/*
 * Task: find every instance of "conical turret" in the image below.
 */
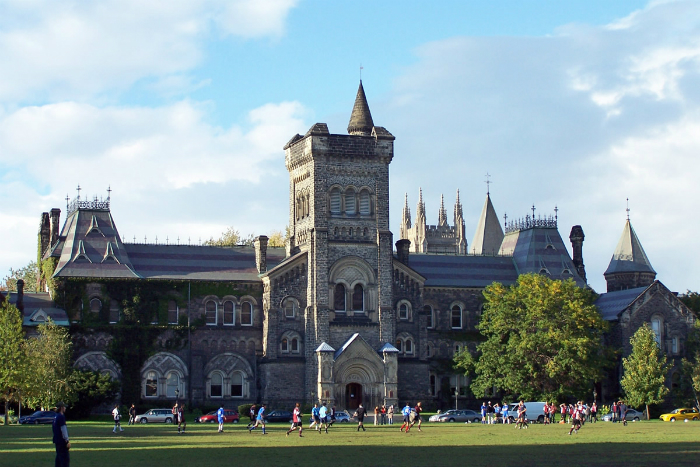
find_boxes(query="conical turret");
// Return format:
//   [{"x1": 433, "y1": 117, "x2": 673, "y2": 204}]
[
  {"x1": 604, "y1": 219, "x2": 656, "y2": 292},
  {"x1": 347, "y1": 81, "x2": 374, "y2": 136},
  {"x1": 471, "y1": 193, "x2": 504, "y2": 255}
]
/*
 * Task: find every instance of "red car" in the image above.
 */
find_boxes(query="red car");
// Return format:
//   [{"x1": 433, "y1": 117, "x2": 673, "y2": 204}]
[{"x1": 195, "y1": 409, "x2": 239, "y2": 424}]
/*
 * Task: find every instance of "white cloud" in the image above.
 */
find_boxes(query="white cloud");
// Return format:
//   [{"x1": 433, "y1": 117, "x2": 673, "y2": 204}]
[
  {"x1": 384, "y1": 0, "x2": 700, "y2": 293},
  {"x1": 0, "y1": 0, "x2": 298, "y2": 102}
]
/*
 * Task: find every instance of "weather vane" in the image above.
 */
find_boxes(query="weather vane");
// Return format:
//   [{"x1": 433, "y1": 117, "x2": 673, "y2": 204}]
[
  {"x1": 485, "y1": 173, "x2": 491, "y2": 195},
  {"x1": 626, "y1": 198, "x2": 630, "y2": 220},
  {"x1": 360, "y1": 64, "x2": 363, "y2": 81}
]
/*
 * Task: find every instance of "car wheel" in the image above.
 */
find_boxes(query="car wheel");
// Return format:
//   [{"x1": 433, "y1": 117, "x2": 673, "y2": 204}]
[
  {"x1": 670, "y1": 417, "x2": 676, "y2": 422},
  {"x1": 140, "y1": 419, "x2": 148, "y2": 424},
  {"x1": 537, "y1": 415, "x2": 544, "y2": 423},
  {"x1": 633, "y1": 417, "x2": 640, "y2": 422},
  {"x1": 474, "y1": 418, "x2": 481, "y2": 423},
  {"x1": 208, "y1": 420, "x2": 215, "y2": 423},
  {"x1": 165, "y1": 417, "x2": 172, "y2": 424},
  {"x1": 693, "y1": 417, "x2": 698, "y2": 421},
  {"x1": 448, "y1": 418, "x2": 455, "y2": 422},
  {"x1": 233, "y1": 420, "x2": 239, "y2": 424}
]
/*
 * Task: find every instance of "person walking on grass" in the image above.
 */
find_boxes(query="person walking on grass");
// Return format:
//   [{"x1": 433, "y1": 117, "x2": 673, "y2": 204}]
[
  {"x1": 309, "y1": 403, "x2": 320, "y2": 430},
  {"x1": 516, "y1": 401, "x2": 528, "y2": 429},
  {"x1": 568, "y1": 402, "x2": 583, "y2": 435},
  {"x1": 217, "y1": 404, "x2": 225, "y2": 433},
  {"x1": 177, "y1": 403, "x2": 186, "y2": 434},
  {"x1": 329, "y1": 405, "x2": 337, "y2": 427},
  {"x1": 374, "y1": 406, "x2": 380, "y2": 426},
  {"x1": 112, "y1": 404, "x2": 123, "y2": 433},
  {"x1": 354, "y1": 404, "x2": 366, "y2": 431},
  {"x1": 247, "y1": 404, "x2": 256, "y2": 428},
  {"x1": 408, "y1": 402, "x2": 423, "y2": 432},
  {"x1": 249, "y1": 404, "x2": 267, "y2": 434},
  {"x1": 128, "y1": 404, "x2": 136, "y2": 426},
  {"x1": 381, "y1": 405, "x2": 387, "y2": 425},
  {"x1": 172, "y1": 402, "x2": 179, "y2": 431},
  {"x1": 400, "y1": 403, "x2": 411, "y2": 432},
  {"x1": 319, "y1": 403, "x2": 330, "y2": 434},
  {"x1": 619, "y1": 401, "x2": 628, "y2": 426},
  {"x1": 286, "y1": 403, "x2": 303, "y2": 437},
  {"x1": 52, "y1": 402, "x2": 70, "y2": 467},
  {"x1": 590, "y1": 402, "x2": 597, "y2": 423}
]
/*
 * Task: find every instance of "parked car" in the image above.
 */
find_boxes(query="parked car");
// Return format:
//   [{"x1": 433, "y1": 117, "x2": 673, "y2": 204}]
[
  {"x1": 429, "y1": 409, "x2": 481, "y2": 423},
  {"x1": 659, "y1": 408, "x2": 700, "y2": 422},
  {"x1": 507, "y1": 402, "x2": 548, "y2": 423},
  {"x1": 264, "y1": 410, "x2": 293, "y2": 423},
  {"x1": 134, "y1": 408, "x2": 175, "y2": 424},
  {"x1": 333, "y1": 410, "x2": 351, "y2": 423},
  {"x1": 195, "y1": 410, "x2": 239, "y2": 424},
  {"x1": 19, "y1": 410, "x2": 58, "y2": 425},
  {"x1": 601, "y1": 408, "x2": 646, "y2": 422}
]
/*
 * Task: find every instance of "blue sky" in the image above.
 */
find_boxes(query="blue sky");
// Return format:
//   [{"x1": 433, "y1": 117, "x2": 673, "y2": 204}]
[{"x1": 2, "y1": 0, "x2": 698, "y2": 294}]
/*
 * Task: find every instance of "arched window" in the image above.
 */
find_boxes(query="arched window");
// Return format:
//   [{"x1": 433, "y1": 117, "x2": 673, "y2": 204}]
[
  {"x1": 90, "y1": 298, "x2": 102, "y2": 313},
  {"x1": 241, "y1": 302, "x2": 253, "y2": 326},
  {"x1": 291, "y1": 338, "x2": 299, "y2": 353},
  {"x1": 451, "y1": 305, "x2": 462, "y2": 329},
  {"x1": 359, "y1": 190, "x2": 371, "y2": 215},
  {"x1": 405, "y1": 339, "x2": 413, "y2": 354},
  {"x1": 281, "y1": 338, "x2": 289, "y2": 353},
  {"x1": 345, "y1": 189, "x2": 356, "y2": 215},
  {"x1": 166, "y1": 372, "x2": 179, "y2": 398},
  {"x1": 330, "y1": 188, "x2": 341, "y2": 214},
  {"x1": 231, "y1": 373, "x2": 243, "y2": 397},
  {"x1": 210, "y1": 372, "x2": 223, "y2": 398},
  {"x1": 399, "y1": 303, "x2": 409, "y2": 320},
  {"x1": 168, "y1": 300, "x2": 179, "y2": 324},
  {"x1": 672, "y1": 336, "x2": 679, "y2": 354},
  {"x1": 352, "y1": 285, "x2": 364, "y2": 311},
  {"x1": 334, "y1": 284, "x2": 346, "y2": 311},
  {"x1": 109, "y1": 300, "x2": 120, "y2": 324},
  {"x1": 426, "y1": 342, "x2": 433, "y2": 358},
  {"x1": 424, "y1": 305, "x2": 434, "y2": 328},
  {"x1": 284, "y1": 298, "x2": 297, "y2": 318},
  {"x1": 651, "y1": 317, "x2": 662, "y2": 346},
  {"x1": 205, "y1": 300, "x2": 217, "y2": 325},
  {"x1": 145, "y1": 371, "x2": 158, "y2": 397},
  {"x1": 223, "y1": 300, "x2": 235, "y2": 326},
  {"x1": 395, "y1": 339, "x2": 403, "y2": 353}
]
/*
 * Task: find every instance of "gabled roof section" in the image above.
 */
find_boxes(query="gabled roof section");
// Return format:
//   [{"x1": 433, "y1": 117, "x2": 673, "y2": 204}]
[
  {"x1": 73, "y1": 240, "x2": 92, "y2": 262},
  {"x1": 595, "y1": 285, "x2": 648, "y2": 321},
  {"x1": 86, "y1": 214, "x2": 105, "y2": 236},
  {"x1": 407, "y1": 254, "x2": 517, "y2": 288},
  {"x1": 471, "y1": 194, "x2": 504, "y2": 255},
  {"x1": 604, "y1": 219, "x2": 656, "y2": 275},
  {"x1": 8, "y1": 292, "x2": 70, "y2": 327},
  {"x1": 379, "y1": 343, "x2": 399, "y2": 353},
  {"x1": 316, "y1": 342, "x2": 335, "y2": 352},
  {"x1": 347, "y1": 81, "x2": 374, "y2": 136},
  {"x1": 102, "y1": 242, "x2": 121, "y2": 264}
]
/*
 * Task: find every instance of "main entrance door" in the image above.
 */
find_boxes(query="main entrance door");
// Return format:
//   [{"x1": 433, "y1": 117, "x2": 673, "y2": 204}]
[{"x1": 346, "y1": 383, "x2": 362, "y2": 410}]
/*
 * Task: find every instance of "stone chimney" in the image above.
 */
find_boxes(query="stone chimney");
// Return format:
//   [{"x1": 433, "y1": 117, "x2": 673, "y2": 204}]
[
  {"x1": 254, "y1": 236, "x2": 269, "y2": 274},
  {"x1": 49, "y1": 208, "x2": 61, "y2": 248},
  {"x1": 39, "y1": 212, "x2": 50, "y2": 258},
  {"x1": 569, "y1": 225, "x2": 587, "y2": 283},
  {"x1": 16, "y1": 279, "x2": 24, "y2": 312},
  {"x1": 396, "y1": 239, "x2": 411, "y2": 265}
]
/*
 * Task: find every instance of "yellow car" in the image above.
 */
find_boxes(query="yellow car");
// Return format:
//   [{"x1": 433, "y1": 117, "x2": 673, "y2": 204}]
[{"x1": 659, "y1": 408, "x2": 700, "y2": 422}]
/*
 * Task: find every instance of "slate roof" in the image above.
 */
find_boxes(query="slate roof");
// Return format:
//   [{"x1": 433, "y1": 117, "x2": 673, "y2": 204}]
[
  {"x1": 334, "y1": 333, "x2": 362, "y2": 360},
  {"x1": 407, "y1": 254, "x2": 518, "y2": 288},
  {"x1": 347, "y1": 81, "x2": 374, "y2": 135},
  {"x1": 7, "y1": 292, "x2": 70, "y2": 326},
  {"x1": 471, "y1": 194, "x2": 504, "y2": 255},
  {"x1": 379, "y1": 343, "x2": 400, "y2": 353},
  {"x1": 315, "y1": 342, "x2": 336, "y2": 352},
  {"x1": 604, "y1": 219, "x2": 656, "y2": 275},
  {"x1": 594, "y1": 286, "x2": 649, "y2": 321},
  {"x1": 52, "y1": 207, "x2": 285, "y2": 282}
]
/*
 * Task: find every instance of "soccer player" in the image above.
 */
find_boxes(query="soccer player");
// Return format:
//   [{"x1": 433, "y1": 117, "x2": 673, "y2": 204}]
[
  {"x1": 319, "y1": 403, "x2": 330, "y2": 434},
  {"x1": 400, "y1": 403, "x2": 411, "y2": 432},
  {"x1": 217, "y1": 404, "x2": 225, "y2": 433},
  {"x1": 249, "y1": 404, "x2": 267, "y2": 434},
  {"x1": 247, "y1": 404, "x2": 256, "y2": 428},
  {"x1": 112, "y1": 404, "x2": 123, "y2": 433},
  {"x1": 409, "y1": 402, "x2": 423, "y2": 432},
  {"x1": 309, "y1": 403, "x2": 320, "y2": 430},
  {"x1": 286, "y1": 403, "x2": 303, "y2": 437},
  {"x1": 354, "y1": 404, "x2": 366, "y2": 431},
  {"x1": 177, "y1": 403, "x2": 186, "y2": 434}
]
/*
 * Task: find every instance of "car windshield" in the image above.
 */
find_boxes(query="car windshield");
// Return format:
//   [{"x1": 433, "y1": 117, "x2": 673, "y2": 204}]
[
  {"x1": 671, "y1": 409, "x2": 680, "y2": 414},
  {"x1": 30, "y1": 411, "x2": 43, "y2": 416}
]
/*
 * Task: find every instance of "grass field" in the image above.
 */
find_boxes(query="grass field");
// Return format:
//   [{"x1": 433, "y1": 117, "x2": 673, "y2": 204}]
[{"x1": 2, "y1": 419, "x2": 699, "y2": 467}]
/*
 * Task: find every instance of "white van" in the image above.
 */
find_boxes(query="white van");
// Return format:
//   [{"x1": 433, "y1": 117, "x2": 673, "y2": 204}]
[{"x1": 507, "y1": 402, "x2": 548, "y2": 423}]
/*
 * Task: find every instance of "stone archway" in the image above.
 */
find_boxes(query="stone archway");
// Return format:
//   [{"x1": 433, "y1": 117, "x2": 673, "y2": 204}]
[{"x1": 346, "y1": 383, "x2": 363, "y2": 410}]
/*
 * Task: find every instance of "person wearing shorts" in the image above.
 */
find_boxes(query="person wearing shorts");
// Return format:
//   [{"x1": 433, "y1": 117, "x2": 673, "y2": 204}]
[
  {"x1": 286, "y1": 403, "x2": 303, "y2": 437},
  {"x1": 249, "y1": 404, "x2": 267, "y2": 434},
  {"x1": 400, "y1": 403, "x2": 411, "y2": 432},
  {"x1": 177, "y1": 403, "x2": 186, "y2": 434},
  {"x1": 309, "y1": 403, "x2": 320, "y2": 430},
  {"x1": 354, "y1": 404, "x2": 366, "y2": 432},
  {"x1": 217, "y1": 404, "x2": 225, "y2": 433},
  {"x1": 112, "y1": 405, "x2": 123, "y2": 433},
  {"x1": 409, "y1": 402, "x2": 423, "y2": 432},
  {"x1": 247, "y1": 405, "x2": 256, "y2": 428},
  {"x1": 319, "y1": 403, "x2": 329, "y2": 434}
]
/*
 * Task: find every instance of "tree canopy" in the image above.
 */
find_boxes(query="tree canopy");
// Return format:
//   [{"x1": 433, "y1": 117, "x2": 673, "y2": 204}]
[
  {"x1": 23, "y1": 321, "x2": 74, "y2": 409},
  {"x1": 0, "y1": 301, "x2": 27, "y2": 425},
  {"x1": 460, "y1": 273, "x2": 609, "y2": 402},
  {"x1": 621, "y1": 323, "x2": 671, "y2": 419},
  {"x1": 1, "y1": 261, "x2": 39, "y2": 292},
  {"x1": 203, "y1": 227, "x2": 288, "y2": 247}
]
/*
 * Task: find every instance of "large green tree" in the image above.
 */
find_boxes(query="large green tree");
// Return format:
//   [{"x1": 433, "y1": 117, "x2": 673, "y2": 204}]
[
  {"x1": 23, "y1": 321, "x2": 74, "y2": 409},
  {"x1": 1, "y1": 261, "x2": 39, "y2": 292},
  {"x1": 69, "y1": 370, "x2": 120, "y2": 419},
  {"x1": 464, "y1": 273, "x2": 609, "y2": 402},
  {"x1": 0, "y1": 301, "x2": 27, "y2": 425},
  {"x1": 621, "y1": 323, "x2": 671, "y2": 420}
]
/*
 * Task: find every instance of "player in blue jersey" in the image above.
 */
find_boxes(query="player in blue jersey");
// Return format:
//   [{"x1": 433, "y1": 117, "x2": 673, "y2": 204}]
[
  {"x1": 309, "y1": 403, "x2": 320, "y2": 430},
  {"x1": 319, "y1": 403, "x2": 330, "y2": 434},
  {"x1": 248, "y1": 403, "x2": 267, "y2": 434},
  {"x1": 400, "y1": 403, "x2": 411, "y2": 432},
  {"x1": 217, "y1": 404, "x2": 225, "y2": 433}
]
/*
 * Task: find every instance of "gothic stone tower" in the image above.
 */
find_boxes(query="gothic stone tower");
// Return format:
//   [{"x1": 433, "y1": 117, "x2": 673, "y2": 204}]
[{"x1": 278, "y1": 82, "x2": 396, "y2": 408}]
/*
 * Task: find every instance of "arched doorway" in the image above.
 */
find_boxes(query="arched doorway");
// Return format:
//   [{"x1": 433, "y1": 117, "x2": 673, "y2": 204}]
[{"x1": 346, "y1": 383, "x2": 362, "y2": 410}]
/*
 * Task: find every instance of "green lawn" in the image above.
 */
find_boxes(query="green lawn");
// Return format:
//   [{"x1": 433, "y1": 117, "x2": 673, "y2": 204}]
[{"x1": 2, "y1": 419, "x2": 699, "y2": 467}]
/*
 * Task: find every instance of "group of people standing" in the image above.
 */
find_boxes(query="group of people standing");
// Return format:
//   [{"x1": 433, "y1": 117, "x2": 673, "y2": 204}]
[{"x1": 373, "y1": 404, "x2": 395, "y2": 425}]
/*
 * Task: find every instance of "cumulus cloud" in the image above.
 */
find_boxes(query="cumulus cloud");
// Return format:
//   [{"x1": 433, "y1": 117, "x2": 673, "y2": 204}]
[
  {"x1": 384, "y1": 0, "x2": 700, "y2": 292},
  {"x1": 0, "y1": 0, "x2": 298, "y2": 102}
]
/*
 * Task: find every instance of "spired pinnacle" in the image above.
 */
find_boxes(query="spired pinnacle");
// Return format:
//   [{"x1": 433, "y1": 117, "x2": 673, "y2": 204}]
[
  {"x1": 438, "y1": 194, "x2": 447, "y2": 226},
  {"x1": 347, "y1": 81, "x2": 374, "y2": 136}
]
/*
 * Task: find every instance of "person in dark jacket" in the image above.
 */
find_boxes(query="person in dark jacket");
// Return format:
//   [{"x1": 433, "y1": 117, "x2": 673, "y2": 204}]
[
  {"x1": 354, "y1": 404, "x2": 366, "y2": 431},
  {"x1": 52, "y1": 402, "x2": 71, "y2": 467}
]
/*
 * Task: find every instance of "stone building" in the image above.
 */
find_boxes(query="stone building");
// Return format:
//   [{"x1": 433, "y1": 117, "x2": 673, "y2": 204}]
[{"x1": 33, "y1": 82, "x2": 694, "y2": 410}]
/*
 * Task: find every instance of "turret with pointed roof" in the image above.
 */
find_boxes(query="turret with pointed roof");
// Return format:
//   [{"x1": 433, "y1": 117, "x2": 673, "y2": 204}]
[
  {"x1": 400, "y1": 193, "x2": 411, "y2": 240},
  {"x1": 347, "y1": 81, "x2": 374, "y2": 136},
  {"x1": 471, "y1": 193, "x2": 504, "y2": 255},
  {"x1": 438, "y1": 194, "x2": 447, "y2": 226},
  {"x1": 604, "y1": 219, "x2": 656, "y2": 292}
]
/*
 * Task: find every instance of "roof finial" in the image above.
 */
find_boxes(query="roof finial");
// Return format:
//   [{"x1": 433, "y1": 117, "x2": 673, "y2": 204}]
[
  {"x1": 107, "y1": 185, "x2": 112, "y2": 201},
  {"x1": 531, "y1": 204, "x2": 536, "y2": 218},
  {"x1": 360, "y1": 63, "x2": 363, "y2": 81},
  {"x1": 65, "y1": 193, "x2": 69, "y2": 210},
  {"x1": 76, "y1": 184, "x2": 81, "y2": 201},
  {"x1": 485, "y1": 172, "x2": 491, "y2": 195},
  {"x1": 554, "y1": 205, "x2": 559, "y2": 222},
  {"x1": 626, "y1": 198, "x2": 630, "y2": 220},
  {"x1": 504, "y1": 212, "x2": 508, "y2": 225}
]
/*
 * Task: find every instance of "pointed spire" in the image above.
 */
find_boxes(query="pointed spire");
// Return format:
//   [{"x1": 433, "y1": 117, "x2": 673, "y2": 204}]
[
  {"x1": 438, "y1": 194, "x2": 447, "y2": 226},
  {"x1": 416, "y1": 188, "x2": 425, "y2": 220},
  {"x1": 347, "y1": 81, "x2": 374, "y2": 136},
  {"x1": 604, "y1": 219, "x2": 656, "y2": 275},
  {"x1": 471, "y1": 193, "x2": 505, "y2": 255},
  {"x1": 454, "y1": 189, "x2": 463, "y2": 224},
  {"x1": 402, "y1": 193, "x2": 411, "y2": 228}
]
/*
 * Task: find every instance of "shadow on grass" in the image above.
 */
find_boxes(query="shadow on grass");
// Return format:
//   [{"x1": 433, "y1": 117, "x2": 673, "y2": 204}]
[{"x1": 3, "y1": 441, "x2": 700, "y2": 467}]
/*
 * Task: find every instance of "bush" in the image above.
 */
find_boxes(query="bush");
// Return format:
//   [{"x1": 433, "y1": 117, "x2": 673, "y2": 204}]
[{"x1": 238, "y1": 404, "x2": 253, "y2": 418}]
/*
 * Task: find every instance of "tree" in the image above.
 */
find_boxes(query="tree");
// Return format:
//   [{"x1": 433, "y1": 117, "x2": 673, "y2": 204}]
[
  {"x1": 203, "y1": 227, "x2": 254, "y2": 247},
  {"x1": 621, "y1": 323, "x2": 671, "y2": 420},
  {"x1": 467, "y1": 273, "x2": 609, "y2": 402},
  {"x1": 23, "y1": 321, "x2": 74, "y2": 410},
  {"x1": 69, "y1": 370, "x2": 120, "y2": 419},
  {"x1": 1, "y1": 261, "x2": 39, "y2": 292},
  {"x1": 267, "y1": 229, "x2": 287, "y2": 247},
  {"x1": 679, "y1": 291, "x2": 700, "y2": 315},
  {"x1": 0, "y1": 301, "x2": 27, "y2": 425}
]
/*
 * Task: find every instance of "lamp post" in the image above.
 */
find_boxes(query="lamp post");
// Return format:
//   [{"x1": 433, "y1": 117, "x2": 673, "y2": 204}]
[{"x1": 455, "y1": 389, "x2": 459, "y2": 411}]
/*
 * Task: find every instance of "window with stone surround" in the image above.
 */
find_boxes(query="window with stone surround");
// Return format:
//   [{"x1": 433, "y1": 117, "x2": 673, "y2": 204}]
[
  {"x1": 90, "y1": 298, "x2": 102, "y2": 313},
  {"x1": 398, "y1": 300, "x2": 412, "y2": 321},
  {"x1": 424, "y1": 305, "x2": 434, "y2": 328},
  {"x1": 651, "y1": 316, "x2": 663, "y2": 347},
  {"x1": 168, "y1": 300, "x2": 179, "y2": 324},
  {"x1": 334, "y1": 284, "x2": 346, "y2": 311},
  {"x1": 241, "y1": 301, "x2": 253, "y2": 326},
  {"x1": 291, "y1": 338, "x2": 299, "y2": 353},
  {"x1": 359, "y1": 189, "x2": 371, "y2": 215},
  {"x1": 345, "y1": 189, "x2": 356, "y2": 215},
  {"x1": 330, "y1": 188, "x2": 341, "y2": 214},
  {"x1": 205, "y1": 300, "x2": 217, "y2": 326},
  {"x1": 451, "y1": 305, "x2": 463, "y2": 329},
  {"x1": 223, "y1": 300, "x2": 235, "y2": 326},
  {"x1": 352, "y1": 285, "x2": 364, "y2": 311},
  {"x1": 109, "y1": 299, "x2": 120, "y2": 324},
  {"x1": 145, "y1": 371, "x2": 158, "y2": 397},
  {"x1": 231, "y1": 372, "x2": 244, "y2": 397},
  {"x1": 210, "y1": 372, "x2": 223, "y2": 398},
  {"x1": 166, "y1": 371, "x2": 179, "y2": 398},
  {"x1": 281, "y1": 338, "x2": 289, "y2": 353},
  {"x1": 283, "y1": 297, "x2": 298, "y2": 318}
]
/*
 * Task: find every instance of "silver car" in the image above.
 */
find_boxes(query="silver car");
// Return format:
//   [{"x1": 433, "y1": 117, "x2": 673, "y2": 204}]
[
  {"x1": 601, "y1": 408, "x2": 645, "y2": 422},
  {"x1": 429, "y1": 409, "x2": 481, "y2": 423},
  {"x1": 134, "y1": 408, "x2": 175, "y2": 424}
]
